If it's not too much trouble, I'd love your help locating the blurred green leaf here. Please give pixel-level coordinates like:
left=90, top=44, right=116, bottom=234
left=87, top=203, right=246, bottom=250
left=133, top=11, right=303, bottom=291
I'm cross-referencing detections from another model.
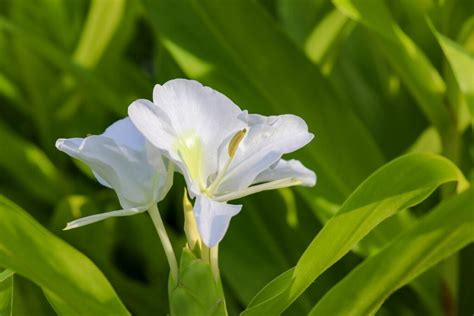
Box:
left=0, top=269, right=13, bottom=315
left=0, top=73, right=25, bottom=110
left=0, top=196, right=129, bottom=315
left=277, top=0, right=332, bottom=45
left=310, top=187, right=474, bottom=315
left=0, top=121, right=69, bottom=203
left=242, top=153, right=466, bottom=315
left=0, top=18, right=128, bottom=116
left=304, top=9, right=355, bottom=74
left=431, top=22, right=474, bottom=125
left=333, top=0, right=450, bottom=141
left=73, top=0, right=126, bottom=69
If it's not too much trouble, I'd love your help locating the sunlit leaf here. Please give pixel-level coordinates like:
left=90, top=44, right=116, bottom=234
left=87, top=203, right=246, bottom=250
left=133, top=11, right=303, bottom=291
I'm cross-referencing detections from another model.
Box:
left=0, top=121, right=70, bottom=203
left=430, top=22, right=474, bottom=125
left=243, top=153, right=467, bottom=315
left=310, top=187, right=474, bottom=315
left=0, top=268, right=13, bottom=315
left=333, top=0, right=450, bottom=142
left=0, top=196, right=129, bottom=315
left=73, top=0, right=126, bottom=68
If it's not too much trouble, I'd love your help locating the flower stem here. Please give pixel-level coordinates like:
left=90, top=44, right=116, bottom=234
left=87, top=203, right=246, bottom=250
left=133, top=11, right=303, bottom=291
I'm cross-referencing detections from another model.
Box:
left=148, top=204, right=179, bottom=282
left=210, top=245, right=219, bottom=281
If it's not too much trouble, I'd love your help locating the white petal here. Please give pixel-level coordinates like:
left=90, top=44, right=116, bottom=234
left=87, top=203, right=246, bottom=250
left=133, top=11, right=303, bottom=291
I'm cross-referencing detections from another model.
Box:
left=64, top=207, right=147, bottom=230
left=56, top=136, right=167, bottom=209
left=92, top=171, right=113, bottom=188
left=102, top=117, right=145, bottom=151
left=215, top=113, right=314, bottom=194
left=129, top=79, right=245, bottom=186
left=253, top=159, right=316, bottom=187
left=194, top=195, right=242, bottom=247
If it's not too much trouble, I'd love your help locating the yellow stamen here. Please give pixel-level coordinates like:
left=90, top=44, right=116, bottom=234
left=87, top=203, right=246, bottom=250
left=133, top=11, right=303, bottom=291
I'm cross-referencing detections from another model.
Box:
left=228, top=128, right=246, bottom=158
left=207, top=129, right=247, bottom=196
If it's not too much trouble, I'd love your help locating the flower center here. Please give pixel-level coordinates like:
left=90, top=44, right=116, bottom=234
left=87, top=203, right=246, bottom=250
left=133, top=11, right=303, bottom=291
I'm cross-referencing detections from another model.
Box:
left=175, top=131, right=204, bottom=187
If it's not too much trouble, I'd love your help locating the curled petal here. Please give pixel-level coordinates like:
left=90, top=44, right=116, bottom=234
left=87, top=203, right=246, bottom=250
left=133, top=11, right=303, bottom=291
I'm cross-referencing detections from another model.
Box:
left=56, top=130, right=168, bottom=209
left=102, top=117, right=145, bottom=151
left=216, top=113, right=314, bottom=194
left=253, top=159, right=316, bottom=187
left=194, top=195, right=242, bottom=247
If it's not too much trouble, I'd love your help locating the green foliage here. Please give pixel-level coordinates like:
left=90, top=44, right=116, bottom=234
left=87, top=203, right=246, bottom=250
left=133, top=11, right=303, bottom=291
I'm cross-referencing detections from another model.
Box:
left=242, top=153, right=467, bottom=315
left=169, top=248, right=226, bottom=316
left=0, top=269, right=14, bottom=315
left=310, top=187, right=474, bottom=315
left=0, top=197, right=129, bottom=315
left=0, top=0, right=472, bottom=315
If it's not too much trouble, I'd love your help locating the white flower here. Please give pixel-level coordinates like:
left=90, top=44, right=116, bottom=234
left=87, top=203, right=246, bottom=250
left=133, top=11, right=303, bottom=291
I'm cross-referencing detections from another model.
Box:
left=129, top=79, right=316, bottom=247
left=56, top=117, right=173, bottom=229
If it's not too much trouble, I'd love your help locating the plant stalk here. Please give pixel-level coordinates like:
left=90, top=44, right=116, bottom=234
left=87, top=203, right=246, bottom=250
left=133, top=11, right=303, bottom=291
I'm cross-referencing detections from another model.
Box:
left=210, top=245, right=219, bottom=281
left=148, top=204, right=179, bottom=282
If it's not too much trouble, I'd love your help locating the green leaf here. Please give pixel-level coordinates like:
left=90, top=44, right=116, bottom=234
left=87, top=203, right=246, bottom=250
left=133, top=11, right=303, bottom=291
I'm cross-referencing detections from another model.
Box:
left=242, top=153, right=467, bottom=315
left=142, top=0, right=385, bottom=202
left=310, top=187, right=474, bottom=315
left=0, top=18, right=128, bottom=116
left=73, top=0, right=126, bottom=68
left=332, top=0, right=450, bottom=141
left=0, top=196, right=129, bottom=315
left=277, top=0, right=332, bottom=45
left=10, top=275, right=56, bottom=316
left=430, top=22, right=474, bottom=124
left=304, top=9, right=355, bottom=74
left=0, top=121, right=70, bottom=203
left=169, top=248, right=226, bottom=316
left=0, top=269, right=13, bottom=315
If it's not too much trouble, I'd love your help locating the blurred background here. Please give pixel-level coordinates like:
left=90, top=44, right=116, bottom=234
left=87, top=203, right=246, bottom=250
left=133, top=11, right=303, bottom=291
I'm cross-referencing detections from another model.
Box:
left=0, top=0, right=473, bottom=315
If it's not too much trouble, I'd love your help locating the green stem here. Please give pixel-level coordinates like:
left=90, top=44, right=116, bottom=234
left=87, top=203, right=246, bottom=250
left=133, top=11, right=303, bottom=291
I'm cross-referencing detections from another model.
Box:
left=148, top=204, right=179, bottom=282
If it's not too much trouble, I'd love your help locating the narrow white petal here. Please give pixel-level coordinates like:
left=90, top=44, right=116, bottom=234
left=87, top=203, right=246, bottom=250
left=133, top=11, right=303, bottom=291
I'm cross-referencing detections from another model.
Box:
left=215, top=178, right=303, bottom=202
left=253, top=159, right=316, bottom=187
left=194, top=195, right=242, bottom=247
left=64, top=207, right=147, bottom=230
left=216, top=113, right=314, bottom=194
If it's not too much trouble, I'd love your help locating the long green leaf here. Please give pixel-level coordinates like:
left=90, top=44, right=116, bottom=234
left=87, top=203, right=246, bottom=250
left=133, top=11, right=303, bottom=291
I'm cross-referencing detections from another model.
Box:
left=0, top=121, right=69, bottom=203
left=431, top=23, right=474, bottom=124
left=242, top=153, right=467, bottom=315
left=0, top=196, right=129, bottom=315
left=304, top=9, right=355, bottom=74
left=73, top=0, right=126, bottom=68
left=310, top=187, right=474, bottom=315
left=332, top=0, right=450, bottom=141
left=0, top=269, right=13, bottom=315
left=142, top=0, right=385, bottom=202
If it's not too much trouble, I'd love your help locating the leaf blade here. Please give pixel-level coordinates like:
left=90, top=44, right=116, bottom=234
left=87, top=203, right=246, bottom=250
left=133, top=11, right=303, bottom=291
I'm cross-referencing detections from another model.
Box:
left=243, top=153, right=466, bottom=315
left=310, top=188, right=474, bottom=315
left=0, top=196, right=130, bottom=315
